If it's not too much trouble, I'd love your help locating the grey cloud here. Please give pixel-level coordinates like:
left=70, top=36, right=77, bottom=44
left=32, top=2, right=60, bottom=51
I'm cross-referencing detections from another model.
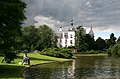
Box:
left=24, top=0, right=120, bottom=32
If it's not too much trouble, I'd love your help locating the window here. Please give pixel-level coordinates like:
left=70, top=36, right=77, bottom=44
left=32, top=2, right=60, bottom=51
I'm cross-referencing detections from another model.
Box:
left=70, top=40, right=73, bottom=44
left=64, top=33, right=68, bottom=38
left=61, top=34, right=63, bottom=38
left=65, top=40, right=67, bottom=44
left=60, top=39, right=62, bottom=42
left=60, top=45, right=62, bottom=47
left=65, top=45, right=67, bottom=47
left=70, top=34, right=72, bottom=38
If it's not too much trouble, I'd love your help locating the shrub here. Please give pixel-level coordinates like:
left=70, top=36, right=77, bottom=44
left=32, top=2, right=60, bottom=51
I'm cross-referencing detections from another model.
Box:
left=107, top=48, right=112, bottom=56
left=2, top=52, right=17, bottom=63
left=108, top=44, right=120, bottom=57
left=111, top=45, right=118, bottom=56
left=118, top=49, right=120, bottom=56
left=40, top=48, right=73, bottom=59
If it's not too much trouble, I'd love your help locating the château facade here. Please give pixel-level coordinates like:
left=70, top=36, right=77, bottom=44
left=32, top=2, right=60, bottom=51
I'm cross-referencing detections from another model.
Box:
left=56, top=20, right=94, bottom=48
left=56, top=27, right=76, bottom=47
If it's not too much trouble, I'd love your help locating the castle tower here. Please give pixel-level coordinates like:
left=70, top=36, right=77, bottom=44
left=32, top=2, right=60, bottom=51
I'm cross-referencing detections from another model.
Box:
left=89, top=27, right=94, bottom=37
left=59, top=26, right=62, bottom=32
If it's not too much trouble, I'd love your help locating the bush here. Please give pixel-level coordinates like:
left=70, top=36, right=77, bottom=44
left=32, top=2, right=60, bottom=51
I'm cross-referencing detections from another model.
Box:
left=2, top=52, right=17, bottom=63
left=40, top=48, right=73, bottom=59
left=111, top=45, right=118, bottom=56
left=107, top=48, right=112, bottom=56
left=118, top=49, right=120, bottom=56
left=108, top=44, right=120, bottom=57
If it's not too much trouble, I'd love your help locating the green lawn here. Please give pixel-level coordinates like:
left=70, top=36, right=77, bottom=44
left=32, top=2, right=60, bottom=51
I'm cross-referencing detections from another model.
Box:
left=75, top=53, right=108, bottom=56
left=0, top=53, right=71, bottom=79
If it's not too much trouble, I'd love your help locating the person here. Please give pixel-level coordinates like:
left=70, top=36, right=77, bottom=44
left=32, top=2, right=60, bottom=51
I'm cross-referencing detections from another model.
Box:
left=22, top=53, right=30, bottom=65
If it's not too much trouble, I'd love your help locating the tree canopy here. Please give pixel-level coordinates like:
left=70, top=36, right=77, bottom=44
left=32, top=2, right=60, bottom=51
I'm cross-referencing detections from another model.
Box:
left=0, top=0, right=26, bottom=63
left=96, top=37, right=106, bottom=50
left=21, top=25, right=57, bottom=51
left=36, top=25, right=57, bottom=50
left=106, top=33, right=117, bottom=48
left=75, top=26, right=86, bottom=51
left=22, top=26, right=38, bottom=52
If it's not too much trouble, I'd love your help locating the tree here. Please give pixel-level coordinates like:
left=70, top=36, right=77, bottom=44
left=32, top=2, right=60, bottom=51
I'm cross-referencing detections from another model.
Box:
left=75, top=26, right=87, bottom=52
left=84, top=34, right=96, bottom=51
left=106, top=33, right=116, bottom=48
left=36, top=25, right=57, bottom=50
left=108, top=43, right=120, bottom=56
left=117, top=36, right=120, bottom=44
left=22, top=26, right=38, bottom=52
left=96, top=37, right=106, bottom=50
left=0, top=0, right=26, bottom=63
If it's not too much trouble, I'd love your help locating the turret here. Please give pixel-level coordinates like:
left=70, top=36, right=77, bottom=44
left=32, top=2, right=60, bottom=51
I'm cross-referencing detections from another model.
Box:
left=59, top=27, right=62, bottom=32
left=89, top=27, right=94, bottom=37
left=71, top=19, right=73, bottom=26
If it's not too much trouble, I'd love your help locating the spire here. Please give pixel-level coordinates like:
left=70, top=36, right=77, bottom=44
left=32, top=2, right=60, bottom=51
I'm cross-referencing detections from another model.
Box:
left=89, top=27, right=94, bottom=37
left=59, top=26, right=62, bottom=32
left=71, top=19, right=73, bottom=26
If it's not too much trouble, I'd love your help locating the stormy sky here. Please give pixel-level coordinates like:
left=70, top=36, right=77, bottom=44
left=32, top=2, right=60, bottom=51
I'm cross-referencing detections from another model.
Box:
left=24, top=0, right=120, bottom=39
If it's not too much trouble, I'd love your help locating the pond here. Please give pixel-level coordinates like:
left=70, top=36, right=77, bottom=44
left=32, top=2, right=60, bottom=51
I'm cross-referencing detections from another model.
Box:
left=24, top=56, right=120, bottom=79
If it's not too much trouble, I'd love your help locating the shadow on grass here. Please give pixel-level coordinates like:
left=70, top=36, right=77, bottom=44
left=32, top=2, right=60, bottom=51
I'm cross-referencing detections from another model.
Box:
left=0, top=65, right=25, bottom=78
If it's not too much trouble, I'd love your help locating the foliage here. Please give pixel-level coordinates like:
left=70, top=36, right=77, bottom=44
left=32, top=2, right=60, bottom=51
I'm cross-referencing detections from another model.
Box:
left=0, top=0, right=26, bottom=63
left=75, top=26, right=96, bottom=52
left=96, top=37, right=106, bottom=50
left=36, top=25, right=57, bottom=50
left=4, top=52, right=17, bottom=63
left=106, top=33, right=117, bottom=48
left=117, top=36, right=120, bottom=43
left=106, top=48, right=112, bottom=56
left=84, top=34, right=96, bottom=50
left=108, top=44, right=120, bottom=57
left=20, top=25, right=57, bottom=52
left=118, top=49, right=120, bottom=56
left=75, top=26, right=87, bottom=51
left=40, top=48, right=73, bottom=59
left=111, top=44, right=119, bottom=56
left=21, top=26, right=38, bottom=52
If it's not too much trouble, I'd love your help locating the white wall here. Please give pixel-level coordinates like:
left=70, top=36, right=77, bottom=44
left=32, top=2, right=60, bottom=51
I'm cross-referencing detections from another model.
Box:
left=61, top=31, right=75, bottom=47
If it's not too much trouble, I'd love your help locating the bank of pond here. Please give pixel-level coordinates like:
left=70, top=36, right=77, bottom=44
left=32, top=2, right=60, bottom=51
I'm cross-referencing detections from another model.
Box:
left=0, top=48, right=118, bottom=79
left=24, top=54, right=120, bottom=79
left=0, top=52, right=72, bottom=79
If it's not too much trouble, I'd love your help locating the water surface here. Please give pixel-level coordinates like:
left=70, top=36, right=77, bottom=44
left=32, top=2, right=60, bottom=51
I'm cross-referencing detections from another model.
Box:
left=24, top=56, right=120, bottom=79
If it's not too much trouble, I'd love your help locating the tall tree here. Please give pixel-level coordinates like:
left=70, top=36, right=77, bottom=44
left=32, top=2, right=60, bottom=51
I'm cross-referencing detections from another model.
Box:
left=106, top=33, right=117, bottom=48
left=36, top=25, right=57, bottom=50
left=75, top=26, right=87, bottom=51
left=84, top=34, right=96, bottom=50
left=117, top=36, right=120, bottom=44
left=96, top=37, right=106, bottom=50
left=22, top=26, right=38, bottom=52
left=0, top=0, right=26, bottom=63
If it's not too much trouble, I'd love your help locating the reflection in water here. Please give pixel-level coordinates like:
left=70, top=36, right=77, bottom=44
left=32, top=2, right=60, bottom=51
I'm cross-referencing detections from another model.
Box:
left=24, top=56, right=120, bottom=79
left=67, top=60, right=75, bottom=79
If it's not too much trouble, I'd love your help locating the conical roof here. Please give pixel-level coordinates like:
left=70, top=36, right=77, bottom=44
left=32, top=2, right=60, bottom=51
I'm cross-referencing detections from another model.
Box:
left=89, top=27, right=94, bottom=37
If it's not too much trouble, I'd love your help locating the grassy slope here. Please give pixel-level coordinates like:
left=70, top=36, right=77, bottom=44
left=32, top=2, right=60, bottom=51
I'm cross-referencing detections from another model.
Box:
left=74, top=53, right=108, bottom=56
left=0, top=53, right=70, bottom=79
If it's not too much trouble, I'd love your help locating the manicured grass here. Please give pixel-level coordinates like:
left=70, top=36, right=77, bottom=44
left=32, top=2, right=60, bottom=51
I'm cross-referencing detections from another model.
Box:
left=0, top=53, right=71, bottom=79
left=75, top=53, right=108, bottom=57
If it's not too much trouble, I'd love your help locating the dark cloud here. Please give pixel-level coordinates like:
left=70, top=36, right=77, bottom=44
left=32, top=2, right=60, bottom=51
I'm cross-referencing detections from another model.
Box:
left=24, top=0, right=120, bottom=32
